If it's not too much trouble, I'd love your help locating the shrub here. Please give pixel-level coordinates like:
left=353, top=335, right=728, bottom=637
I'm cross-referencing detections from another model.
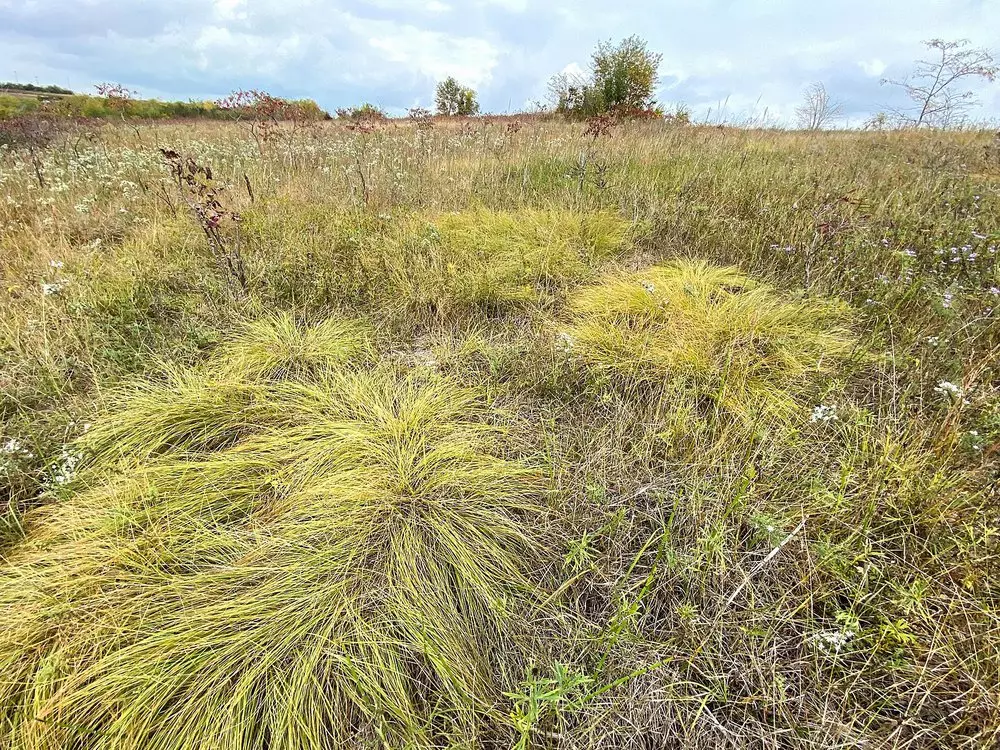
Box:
left=336, top=103, right=388, bottom=123
left=561, top=260, right=855, bottom=425
left=548, top=36, right=663, bottom=119
left=0, top=314, right=545, bottom=747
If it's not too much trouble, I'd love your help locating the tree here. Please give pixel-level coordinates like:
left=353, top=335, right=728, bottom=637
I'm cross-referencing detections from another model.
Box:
left=548, top=36, right=662, bottom=118
left=591, top=35, right=662, bottom=113
left=435, top=77, right=480, bottom=116
left=795, top=82, right=843, bottom=130
left=882, top=39, right=997, bottom=127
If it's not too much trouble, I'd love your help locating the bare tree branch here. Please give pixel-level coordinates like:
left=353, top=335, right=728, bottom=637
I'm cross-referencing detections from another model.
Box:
left=882, top=39, right=997, bottom=127
left=795, top=82, right=843, bottom=130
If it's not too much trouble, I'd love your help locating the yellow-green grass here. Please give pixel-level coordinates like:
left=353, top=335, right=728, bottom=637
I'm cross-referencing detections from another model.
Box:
left=0, top=316, right=546, bottom=748
left=0, top=119, right=998, bottom=748
left=241, top=205, right=637, bottom=319
left=561, top=260, right=855, bottom=425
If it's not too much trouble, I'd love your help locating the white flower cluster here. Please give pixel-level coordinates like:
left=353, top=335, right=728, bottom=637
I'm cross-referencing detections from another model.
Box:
left=48, top=449, right=82, bottom=487
left=641, top=280, right=656, bottom=294
left=811, top=627, right=856, bottom=654
left=934, top=380, right=969, bottom=404
left=1, top=437, right=33, bottom=475
left=810, top=404, right=838, bottom=423
left=41, top=280, right=68, bottom=296
left=556, top=332, right=574, bottom=353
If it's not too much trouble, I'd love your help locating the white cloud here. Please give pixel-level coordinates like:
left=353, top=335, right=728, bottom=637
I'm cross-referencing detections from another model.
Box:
left=859, top=58, right=887, bottom=78
left=366, top=26, right=499, bottom=88
left=213, top=0, right=247, bottom=22
left=1, top=0, right=998, bottom=121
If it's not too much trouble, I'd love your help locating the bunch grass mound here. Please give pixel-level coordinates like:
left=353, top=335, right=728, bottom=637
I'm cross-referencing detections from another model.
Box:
left=562, top=260, right=855, bottom=424
left=245, top=206, right=635, bottom=317
left=0, top=314, right=544, bottom=748
left=424, top=208, right=632, bottom=311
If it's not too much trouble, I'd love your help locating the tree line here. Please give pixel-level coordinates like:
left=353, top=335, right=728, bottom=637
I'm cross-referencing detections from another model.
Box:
left=1, top=36, right=996, bottom=128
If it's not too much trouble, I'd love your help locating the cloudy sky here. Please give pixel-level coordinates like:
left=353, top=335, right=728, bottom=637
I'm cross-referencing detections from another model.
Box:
left=1, top=0, right=998, bottom=125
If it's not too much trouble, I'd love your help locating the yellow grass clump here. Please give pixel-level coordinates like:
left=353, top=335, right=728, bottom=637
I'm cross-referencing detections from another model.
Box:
left=562, top=260, right=855, bottom=424
left=243, top=206, right=636, bottom=317
left=0, top=314, right=545, bottom=748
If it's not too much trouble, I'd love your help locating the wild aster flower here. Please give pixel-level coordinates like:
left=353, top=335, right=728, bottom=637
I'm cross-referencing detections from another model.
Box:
left=901, top=248, right=917, bottom=258
left=2, top=438, right=25, bottom=455
left=641, top=280, right=656, bottom=294
left=925, top=336, right=940, bottom=347
left=49, top=259, right=64, bottom=269
left=942, top=293, right=953, bottom=309
left=934, top=381, right=969, bottom=404
left=48, top=449, right=82, bottom=487
left=811, top=628, right=856, bottom=654
left=810, top=404, right=838, bottom=423
left=989, top=287, right=1000, bottom=296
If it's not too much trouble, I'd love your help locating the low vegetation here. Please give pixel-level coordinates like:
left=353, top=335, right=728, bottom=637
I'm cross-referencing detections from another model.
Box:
left=0, top=114, right=998, bottom=748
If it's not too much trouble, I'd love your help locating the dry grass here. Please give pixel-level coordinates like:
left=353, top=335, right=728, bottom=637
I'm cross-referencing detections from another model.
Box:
left=0, top=118, right=998, bottom=748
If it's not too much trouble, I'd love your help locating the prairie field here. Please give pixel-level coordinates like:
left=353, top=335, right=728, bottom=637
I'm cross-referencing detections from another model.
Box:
left=1, top=117, right=999, bottom=748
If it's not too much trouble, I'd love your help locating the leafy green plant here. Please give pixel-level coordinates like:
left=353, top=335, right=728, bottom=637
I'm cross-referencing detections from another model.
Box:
left=435, top=77, right=480, bottom=117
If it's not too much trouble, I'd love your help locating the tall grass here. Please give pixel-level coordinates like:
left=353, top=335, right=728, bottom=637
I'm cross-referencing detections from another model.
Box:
left=561, top=260, right=855, bottom=426
left=0, top=119, right=998, bottom=748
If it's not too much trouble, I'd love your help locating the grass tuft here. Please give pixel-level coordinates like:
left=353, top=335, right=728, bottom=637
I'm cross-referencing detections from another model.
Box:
left=0, top=316, right=545, bottom=748
left=562, top=259, right=856, bottom=424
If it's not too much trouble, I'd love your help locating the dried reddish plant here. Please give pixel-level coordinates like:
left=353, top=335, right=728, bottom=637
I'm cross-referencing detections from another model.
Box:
left=216, top=89, right=319, bottom=154
left=160, top=148, right=247, bottom=292
left=407, top=106, right=434, bottom=130
left=0, top=114, right=68, bottom=187
left=95, top=83, right=136, bottom=113
left=583, top=112, right=617, bottom=141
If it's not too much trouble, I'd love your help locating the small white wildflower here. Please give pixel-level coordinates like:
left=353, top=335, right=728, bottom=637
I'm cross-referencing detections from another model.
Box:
left=810, top=404, right=838, bottom=423
left=811, top=628, right=856, bottom=654
left=934, top=380, right=962, bottom=397
left=989, top=286, right=1000, bottom=296
left=934, top=380, right=969, bottom=405
left=41, top=280, right=67, bottom=296
left=641, top=280, right=656, bottom=294
left=48, top=449, right=82, bottom=487
left=49, top=259, right=64, bottom=269
left=925, top=336, right=940, bottom=347
left=556, top=332, right=574, bottom=352
left=2, top=438, right=23, bottom=455
left=902, top=248, right=917, bottom=258
left=942, top=292, right=953, bottom=309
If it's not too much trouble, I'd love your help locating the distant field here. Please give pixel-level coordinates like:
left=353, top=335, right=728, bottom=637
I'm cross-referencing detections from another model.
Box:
left=1, top=118, right=998, bottom=748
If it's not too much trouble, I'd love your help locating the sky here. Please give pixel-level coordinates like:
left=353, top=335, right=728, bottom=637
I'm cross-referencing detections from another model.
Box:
left=1, top=0, right=998, bottom=125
